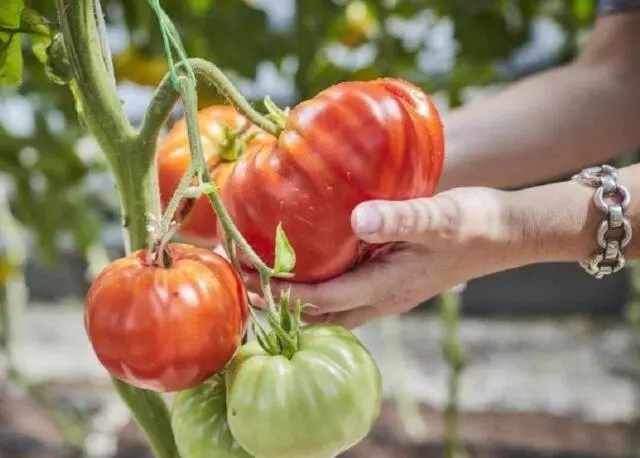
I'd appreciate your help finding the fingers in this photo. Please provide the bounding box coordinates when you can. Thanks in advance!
[247,291,266,308]
[351,197,459,245]
[244,249,428,319]
[308,306,379,329]
[244,259,393,315]
[351,188,510,251]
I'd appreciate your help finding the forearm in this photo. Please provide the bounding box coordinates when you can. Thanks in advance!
[438,14,640,192]
[510,163,640,267]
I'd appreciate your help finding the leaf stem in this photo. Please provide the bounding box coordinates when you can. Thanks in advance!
[170,76,276,279]
[159,162,197,234]
[259,270,278,313]
[166,74,293,357]
[138,58,282,148]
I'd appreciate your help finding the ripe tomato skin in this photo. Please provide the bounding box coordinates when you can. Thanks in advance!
[225,325,382,458]
[172,374,251,458]
[84,243,249,392]
[221,78,444,283]
[157,105,270,245]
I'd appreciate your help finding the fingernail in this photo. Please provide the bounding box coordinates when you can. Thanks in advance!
[353,205,382,234]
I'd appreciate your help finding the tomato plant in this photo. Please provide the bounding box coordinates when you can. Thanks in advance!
[84,243,249,392]
[172,374,251,458]
[221,78,445,283]
[157,105,270,245]
[225,323,382,458]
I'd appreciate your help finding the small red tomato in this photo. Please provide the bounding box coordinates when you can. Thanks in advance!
[84,243,249,392]
[157,105,270,245]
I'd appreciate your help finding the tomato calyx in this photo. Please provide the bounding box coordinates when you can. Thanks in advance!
[218,121,258,162]
[263,96,288,133]
[252,290,312,359]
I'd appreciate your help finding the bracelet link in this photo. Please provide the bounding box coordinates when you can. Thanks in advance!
[572,165,633,279]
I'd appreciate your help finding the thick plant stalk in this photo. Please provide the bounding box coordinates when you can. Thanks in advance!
[55,1,179,457]
[54,1,287,455]
[439,289,468,458]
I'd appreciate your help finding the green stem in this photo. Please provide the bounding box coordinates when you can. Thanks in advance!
[137,72,181,153]
[159,162,197,234]
[138,58,282,146]
[259,270,278,313]
[55,1,178,457]
[111,379,177,458]
[54,0,136,163]
[439,290,468,458]
[174,76,276,277]
[169,74,292,357]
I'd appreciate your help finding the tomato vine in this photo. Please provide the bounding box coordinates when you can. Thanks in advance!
[52,0,327,455]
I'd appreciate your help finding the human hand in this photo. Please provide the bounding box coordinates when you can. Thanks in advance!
[246,187,535,329]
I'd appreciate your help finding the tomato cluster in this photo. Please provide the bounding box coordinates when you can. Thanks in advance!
[158,78,444,282]
[86,77,444,457]
[157,105,272,245]
[171,324,382,458]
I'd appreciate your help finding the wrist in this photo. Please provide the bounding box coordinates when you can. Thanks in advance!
[507,164,639,267]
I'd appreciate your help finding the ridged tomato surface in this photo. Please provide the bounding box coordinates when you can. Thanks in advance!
[221,78,444,282]
[84,243,249,392]
[157,105,270,245]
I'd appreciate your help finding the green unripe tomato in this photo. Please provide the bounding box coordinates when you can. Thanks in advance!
[225,324,382,458]
[171,375,251,458]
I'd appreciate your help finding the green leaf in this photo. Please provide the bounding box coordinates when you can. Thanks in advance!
[31,33,50,63]
[0,0,24,85]
[273,222,295,274]
[0,35,23,85]
[21,8,52,63]
[0,0,23,28]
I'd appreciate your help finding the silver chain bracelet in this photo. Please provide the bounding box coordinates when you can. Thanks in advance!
[572,165,632,279]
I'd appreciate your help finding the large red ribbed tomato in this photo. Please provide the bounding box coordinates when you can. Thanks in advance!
[221,78,444,283]
[157,105,270,245]
[84,243,249,392]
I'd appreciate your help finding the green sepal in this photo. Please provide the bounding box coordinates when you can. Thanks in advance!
[278,288,292,333]
[273,222,296,275]
[263,95,288,130]
[219,125,258,162]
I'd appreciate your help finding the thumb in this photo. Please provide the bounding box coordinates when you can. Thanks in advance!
[351,196,459,245]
